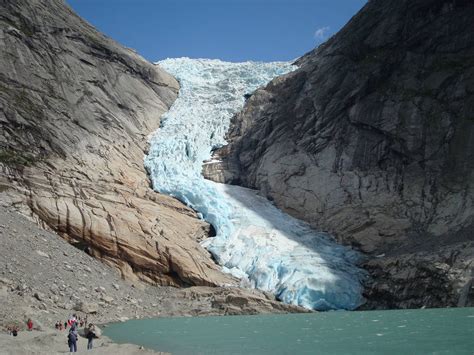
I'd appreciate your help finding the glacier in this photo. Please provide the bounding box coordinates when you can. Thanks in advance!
[145,57,366,310]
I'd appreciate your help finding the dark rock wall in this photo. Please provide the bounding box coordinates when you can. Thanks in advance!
[212,0,474,308]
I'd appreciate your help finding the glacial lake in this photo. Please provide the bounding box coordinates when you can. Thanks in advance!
[104,308,474,355]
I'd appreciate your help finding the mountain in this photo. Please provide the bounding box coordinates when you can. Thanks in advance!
[0,0,234,287]
[208,0,474,308]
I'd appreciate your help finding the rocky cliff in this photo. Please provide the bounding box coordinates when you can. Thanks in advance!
[208,0,474,308]
[0,0,235,288]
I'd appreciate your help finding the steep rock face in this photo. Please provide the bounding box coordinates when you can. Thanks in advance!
[0,0,234,287]
[210,0,474,307]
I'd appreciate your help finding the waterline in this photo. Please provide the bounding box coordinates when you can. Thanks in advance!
[104,308,474,355]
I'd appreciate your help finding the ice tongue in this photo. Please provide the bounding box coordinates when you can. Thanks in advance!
[146,58,365,310]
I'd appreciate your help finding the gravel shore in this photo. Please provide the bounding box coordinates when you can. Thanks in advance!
[0,329,165,354]
[0,205,174,353]
[0,205,304,353]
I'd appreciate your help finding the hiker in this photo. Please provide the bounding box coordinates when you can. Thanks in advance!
[70,314,77,328]
[27,318,33,331]
[11,326,18,337]
[86,323,97,350]
[67,325,78,352]
[64,321,68,329]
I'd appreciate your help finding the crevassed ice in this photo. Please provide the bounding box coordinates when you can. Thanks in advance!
[145,57,365,310]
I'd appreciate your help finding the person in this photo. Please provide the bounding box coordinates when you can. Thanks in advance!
[68,314,77,329]
[27,318,33,331]
[86,323,97,350]
[64,321,68,329]
[67,325,78,352]
[12,326,18,337]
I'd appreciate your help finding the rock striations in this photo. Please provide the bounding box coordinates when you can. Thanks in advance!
[0,205,303,336]
[208,0,474,308]
[0,0,234,288]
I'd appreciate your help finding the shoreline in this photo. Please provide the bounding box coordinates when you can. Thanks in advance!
[93,308,474,355]
[0,328,166,355]
[0,205,304,354]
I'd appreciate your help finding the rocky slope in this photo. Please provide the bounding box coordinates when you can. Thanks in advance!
[0,0,236,288]
[1,206,304,353]
[208,0,474,308]
[0,206,304,333]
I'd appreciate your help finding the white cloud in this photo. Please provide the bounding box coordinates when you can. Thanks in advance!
[314,26,330,41]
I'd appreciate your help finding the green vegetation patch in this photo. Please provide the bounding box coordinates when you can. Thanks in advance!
[429,56,474,73]
[0,149,37,167]
[13,90,44,120]
[400,87,437,101]
[0,16,35,37]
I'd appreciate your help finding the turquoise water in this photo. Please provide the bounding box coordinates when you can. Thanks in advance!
[104,308,474,355]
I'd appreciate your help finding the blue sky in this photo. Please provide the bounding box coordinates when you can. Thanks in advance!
[67,0,367,63]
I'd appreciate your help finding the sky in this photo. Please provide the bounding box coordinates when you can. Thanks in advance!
[67,0,367,63]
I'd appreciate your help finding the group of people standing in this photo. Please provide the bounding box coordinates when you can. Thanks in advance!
[54,314,88,331]
[55,314,97,352]
[5,318,34,336]
[6,325,19,336]
[4,315,98,352]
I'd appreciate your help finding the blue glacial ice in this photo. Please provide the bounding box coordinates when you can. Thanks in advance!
[145,57,366,310]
